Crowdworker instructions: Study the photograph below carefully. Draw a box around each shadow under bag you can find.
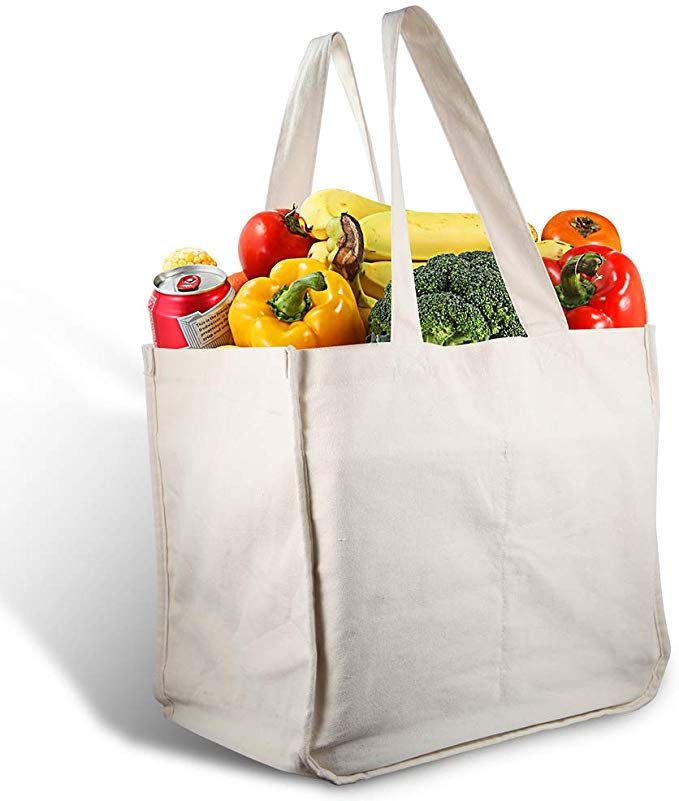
[143,6,670,784]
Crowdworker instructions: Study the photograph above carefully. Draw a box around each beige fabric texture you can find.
[143,6,670,784]
[266,31,383,209]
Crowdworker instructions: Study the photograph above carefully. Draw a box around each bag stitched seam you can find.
[148,363,174,715]
[286,347,322,775]
[498,440,511,702]
[642,326,671,671]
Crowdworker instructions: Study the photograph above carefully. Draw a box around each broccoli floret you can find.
[448,252,525,338]
[368,289,489,345]
[367,290,392,338]
[413,253,460,294]
[447,263,516,336]
[418,293,490,345]
[455,250,494,265]
[496,316,527,339]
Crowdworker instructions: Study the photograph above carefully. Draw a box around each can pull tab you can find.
[177,274,201,292]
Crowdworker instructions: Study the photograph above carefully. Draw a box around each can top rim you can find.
[153,264,228,295]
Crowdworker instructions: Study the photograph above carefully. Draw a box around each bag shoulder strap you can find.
[383,6,567,344]
[267,33,383,209]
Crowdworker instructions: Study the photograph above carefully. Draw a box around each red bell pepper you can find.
[543,245,647,330]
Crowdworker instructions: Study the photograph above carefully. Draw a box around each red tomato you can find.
[238,208,314,279]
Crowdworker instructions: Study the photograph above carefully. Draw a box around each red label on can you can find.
[149,285,235,348]
[177,274,201,292]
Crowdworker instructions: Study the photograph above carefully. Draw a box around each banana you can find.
[360,260,426,299]
[536,239,572,260]
[360,211,539,261]
[307,238,342,268]
[299,189,390,241]
[353,275,376,332]
[308,240,333,264]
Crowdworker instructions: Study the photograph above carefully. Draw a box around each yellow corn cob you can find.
[162,247,217,272]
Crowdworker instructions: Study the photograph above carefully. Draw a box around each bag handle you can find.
[382,6,567,345]
[267,33,384,209]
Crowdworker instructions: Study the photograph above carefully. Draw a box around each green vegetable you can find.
[367,250,525,345]
[368,290,489,345]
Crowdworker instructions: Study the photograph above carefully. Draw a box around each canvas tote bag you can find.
[143,6,670,784]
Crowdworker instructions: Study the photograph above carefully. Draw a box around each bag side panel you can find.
[146,347,314,774]
[298,328,668,779]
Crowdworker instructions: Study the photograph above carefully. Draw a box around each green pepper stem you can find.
[268,271,328,322]
[556,252,603,309]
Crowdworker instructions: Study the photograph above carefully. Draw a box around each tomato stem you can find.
[281,206,312,238]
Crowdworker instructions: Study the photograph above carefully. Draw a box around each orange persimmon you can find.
[542,210,621,251]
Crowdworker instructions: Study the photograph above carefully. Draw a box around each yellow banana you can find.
[307,238,341,267]
[360,260,426,299]
[360,211,538,261]
[299,189,390,241]
[536,239,572,260]
[308,240,333,264]
[354,275,376,332]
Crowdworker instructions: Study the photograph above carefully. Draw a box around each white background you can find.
[1,0,676,797]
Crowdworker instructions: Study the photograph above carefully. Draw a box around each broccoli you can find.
[368,289,489,345]
[367,250,525,345]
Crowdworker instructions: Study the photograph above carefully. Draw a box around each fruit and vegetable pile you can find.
[158,189,647,349]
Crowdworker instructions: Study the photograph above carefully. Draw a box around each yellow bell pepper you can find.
[228,258,366,349]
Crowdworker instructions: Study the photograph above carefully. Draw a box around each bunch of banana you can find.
[300,188,538,254]
[300,188,540,301]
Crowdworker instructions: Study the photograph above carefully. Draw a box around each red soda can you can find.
[149,265,235,348]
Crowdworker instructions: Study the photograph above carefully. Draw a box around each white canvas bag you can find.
[143,6,670,784]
